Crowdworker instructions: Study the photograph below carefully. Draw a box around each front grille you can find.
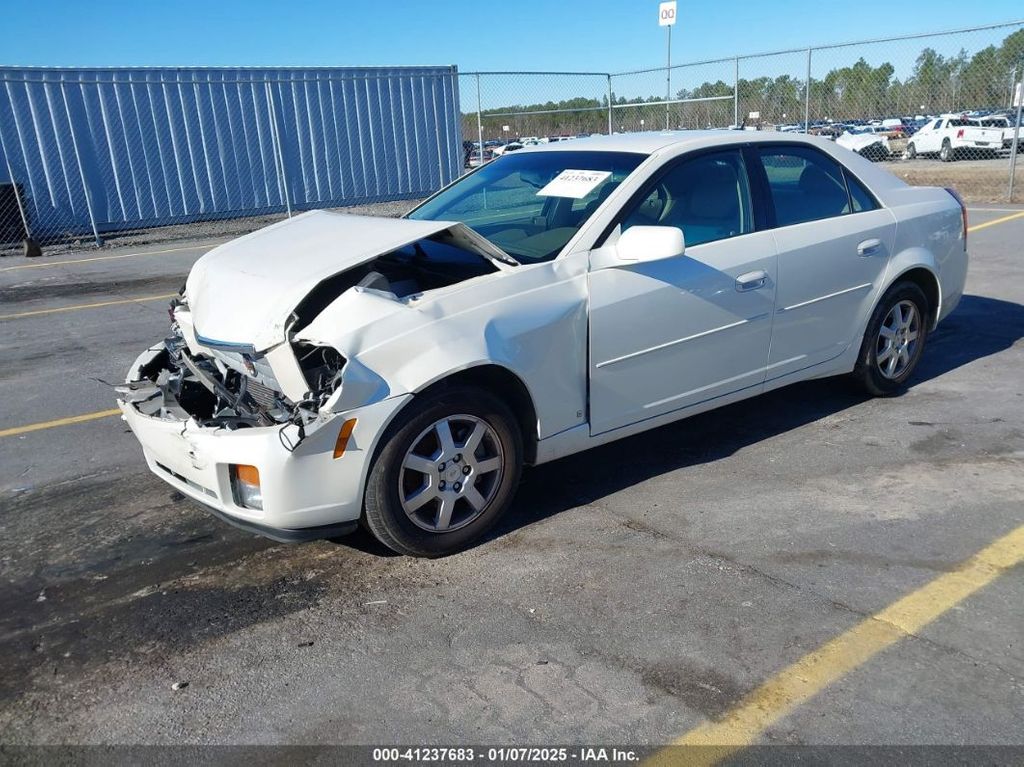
[246,378,279,410]
[207,348,281,391]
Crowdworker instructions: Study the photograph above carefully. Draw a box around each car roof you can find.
[513,128,912,203]
[517,129,845,156]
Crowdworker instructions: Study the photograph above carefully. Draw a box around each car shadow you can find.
[336,294,1023,557]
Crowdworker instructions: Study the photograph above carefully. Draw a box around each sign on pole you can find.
[658,1,676,26]
[1015,82,1022,108]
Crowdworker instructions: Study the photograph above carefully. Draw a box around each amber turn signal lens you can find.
[333,419,358,459]
[234,464,260,487]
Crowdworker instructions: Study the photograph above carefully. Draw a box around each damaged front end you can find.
[117,300,345,439]
[118,211,514,447]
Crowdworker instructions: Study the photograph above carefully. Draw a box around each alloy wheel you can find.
[398,414,504,532]
[876,300,920,380]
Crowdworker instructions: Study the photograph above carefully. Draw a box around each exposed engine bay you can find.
[117,231,501,441]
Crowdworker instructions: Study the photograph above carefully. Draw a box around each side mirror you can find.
[614,225,685,264]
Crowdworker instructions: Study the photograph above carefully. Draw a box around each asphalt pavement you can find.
[0,205,1022,749]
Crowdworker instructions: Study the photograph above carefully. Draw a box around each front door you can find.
[588,149,778,435]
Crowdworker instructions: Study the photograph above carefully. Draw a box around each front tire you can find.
[905,142,917,160]
[363,386,523,557]
[852,281,929,396]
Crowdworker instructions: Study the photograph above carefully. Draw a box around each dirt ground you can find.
[888,157,1024,203]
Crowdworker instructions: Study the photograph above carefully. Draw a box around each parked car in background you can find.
[466,148,494,168]
[808,123,845,140]
[906,116,1004,160]
[491,141,524,157]
[118,131,968,557]
[837,125,901,161]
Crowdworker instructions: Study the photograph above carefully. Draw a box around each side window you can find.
[759,146,851,226]
[619,150,753,247]
[845,169,879,213]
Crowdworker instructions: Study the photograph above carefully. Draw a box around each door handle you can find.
[857,238,882,257]
[735,270,768,292]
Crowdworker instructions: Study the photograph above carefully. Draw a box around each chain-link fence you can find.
[2,22,1023,256]
[461,19,1023,203]
[0,66,462,255]
[457,71,613,164]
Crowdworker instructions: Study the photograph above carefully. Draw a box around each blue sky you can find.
[2,0,1021,72]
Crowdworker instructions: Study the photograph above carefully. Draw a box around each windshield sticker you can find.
[536,169,612,199]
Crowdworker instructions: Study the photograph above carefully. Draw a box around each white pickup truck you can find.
[905,116,1004,161]
[968,115,1023,153]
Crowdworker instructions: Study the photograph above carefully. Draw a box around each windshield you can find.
[408,150,646,263]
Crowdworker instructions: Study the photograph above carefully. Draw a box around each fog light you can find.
[231,464,263,510]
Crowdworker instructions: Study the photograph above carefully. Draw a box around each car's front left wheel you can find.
[363,386,523,557]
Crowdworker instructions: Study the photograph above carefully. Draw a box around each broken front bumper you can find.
[119,347,412,542]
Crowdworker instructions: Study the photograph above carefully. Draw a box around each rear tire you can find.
[363,386,523,557]
[852,281,930,397]
[939,140,954,162]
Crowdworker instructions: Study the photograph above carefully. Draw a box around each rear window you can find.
[845,170,879,213]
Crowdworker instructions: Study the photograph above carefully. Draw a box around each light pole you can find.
[658,1,677,130]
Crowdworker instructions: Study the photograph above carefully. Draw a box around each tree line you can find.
[463,29,1024,139]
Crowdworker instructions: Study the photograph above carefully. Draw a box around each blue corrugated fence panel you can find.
[0,65,460,239]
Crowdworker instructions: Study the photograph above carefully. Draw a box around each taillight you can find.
[945,187,967,249]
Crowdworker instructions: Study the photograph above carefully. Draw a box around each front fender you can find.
[303,255,591,440]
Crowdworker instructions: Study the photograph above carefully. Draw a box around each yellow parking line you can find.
[647,523,1024,766]
[0,243,215,272]
[967,210,1024,233]
[0,293,177,320]
[0,408,122,438]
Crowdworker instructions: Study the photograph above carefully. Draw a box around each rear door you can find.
[754,144,896,381]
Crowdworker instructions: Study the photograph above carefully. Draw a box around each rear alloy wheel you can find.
[852,281,929,396]
[939,140,954,162]
[363,386,522,557]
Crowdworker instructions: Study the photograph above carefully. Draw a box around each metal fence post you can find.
[733,57,739,127]
[1009,60,1023,202]
[607,74,613,135]
[475,74,484,165]
[61,82,103,247]
[805,48,812,133]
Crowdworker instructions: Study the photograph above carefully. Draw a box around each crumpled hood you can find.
[185,210,458,351]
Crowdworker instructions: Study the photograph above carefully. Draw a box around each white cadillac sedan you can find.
[118,131,968,556]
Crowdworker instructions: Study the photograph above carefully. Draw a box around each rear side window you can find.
[758,146,851,226]
[618,149,754,247]
[845,170,879,213]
